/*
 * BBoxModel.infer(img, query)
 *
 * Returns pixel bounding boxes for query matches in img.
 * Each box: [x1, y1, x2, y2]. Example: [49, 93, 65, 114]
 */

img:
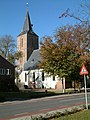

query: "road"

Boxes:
[0, 93, 90, 119]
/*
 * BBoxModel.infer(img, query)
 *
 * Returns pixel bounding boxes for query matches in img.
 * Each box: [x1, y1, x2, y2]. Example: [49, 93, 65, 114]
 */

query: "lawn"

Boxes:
[53, 109, 90, 120]
[0, 89, 62, 102]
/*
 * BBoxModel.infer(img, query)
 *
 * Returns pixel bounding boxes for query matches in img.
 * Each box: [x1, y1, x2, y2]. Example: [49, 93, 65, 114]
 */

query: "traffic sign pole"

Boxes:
[80, 65, 88, 109]
[84, 74, 88, 109]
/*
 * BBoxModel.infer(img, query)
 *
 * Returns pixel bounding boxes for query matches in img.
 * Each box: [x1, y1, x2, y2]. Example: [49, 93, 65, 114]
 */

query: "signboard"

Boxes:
[80, 64, 89, 109]
[80, 65, 88, 75]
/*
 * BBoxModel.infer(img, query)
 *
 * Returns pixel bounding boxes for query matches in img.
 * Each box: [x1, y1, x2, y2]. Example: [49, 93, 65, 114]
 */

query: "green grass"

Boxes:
[0, 90, 62, 102]
[53, 109, 90, 120]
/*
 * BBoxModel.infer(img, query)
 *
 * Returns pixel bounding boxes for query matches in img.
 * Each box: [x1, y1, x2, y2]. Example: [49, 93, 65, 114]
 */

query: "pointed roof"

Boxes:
[18, 10, 38, 37]
[0, 55, 15, 67]
[22, 10, 33, 33]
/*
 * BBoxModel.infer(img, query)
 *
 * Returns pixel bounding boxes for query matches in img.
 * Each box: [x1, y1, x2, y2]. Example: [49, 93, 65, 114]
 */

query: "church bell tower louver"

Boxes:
[17, 4, 39, 69]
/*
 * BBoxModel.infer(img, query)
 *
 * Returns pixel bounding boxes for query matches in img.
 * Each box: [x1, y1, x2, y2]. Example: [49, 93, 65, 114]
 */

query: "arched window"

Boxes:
[21, 38, 23, 47]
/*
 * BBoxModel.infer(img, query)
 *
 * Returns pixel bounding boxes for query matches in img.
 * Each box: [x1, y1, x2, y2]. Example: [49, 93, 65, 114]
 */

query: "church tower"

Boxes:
[17, 7, 39, 69]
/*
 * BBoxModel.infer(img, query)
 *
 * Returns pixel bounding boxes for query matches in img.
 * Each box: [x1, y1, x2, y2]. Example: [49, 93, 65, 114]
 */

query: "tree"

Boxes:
[59, 1, 90, 34]
[59, 1, 90, 76]
[58, 1, 90, 89]
[40, 24, 90, 88]
[0, 35, 22, 64]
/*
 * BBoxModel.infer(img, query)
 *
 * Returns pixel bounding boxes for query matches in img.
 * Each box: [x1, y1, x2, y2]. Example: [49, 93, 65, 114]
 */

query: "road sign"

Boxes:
[80, 65, 89, 109]
[80, 65, 88, 75]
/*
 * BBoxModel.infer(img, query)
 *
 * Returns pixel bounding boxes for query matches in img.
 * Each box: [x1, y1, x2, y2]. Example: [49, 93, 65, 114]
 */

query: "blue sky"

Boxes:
[0, 0, 89, 42]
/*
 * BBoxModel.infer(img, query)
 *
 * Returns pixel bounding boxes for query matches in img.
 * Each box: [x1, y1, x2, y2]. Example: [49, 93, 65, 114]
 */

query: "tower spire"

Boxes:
[21, 1, 33, 33]
[26, 2, 29, 12]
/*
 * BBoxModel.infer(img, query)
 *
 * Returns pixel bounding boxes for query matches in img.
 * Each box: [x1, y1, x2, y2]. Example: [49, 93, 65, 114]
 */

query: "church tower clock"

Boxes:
[17, 7, 39, 69]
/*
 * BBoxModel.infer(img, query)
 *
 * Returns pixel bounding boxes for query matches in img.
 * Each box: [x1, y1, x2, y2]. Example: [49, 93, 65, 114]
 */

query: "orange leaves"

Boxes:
[40, 24, 90, 78]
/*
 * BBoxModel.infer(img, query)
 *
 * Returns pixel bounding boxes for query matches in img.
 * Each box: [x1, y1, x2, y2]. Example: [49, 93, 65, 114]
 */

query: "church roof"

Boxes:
[24, 49, 41, 70]
[22, 10, 33, 33]
[18, 10, 38, 37]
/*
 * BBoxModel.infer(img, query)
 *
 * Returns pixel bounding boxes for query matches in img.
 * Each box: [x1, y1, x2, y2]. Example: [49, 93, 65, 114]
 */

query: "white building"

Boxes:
[19, 49, 63, 89]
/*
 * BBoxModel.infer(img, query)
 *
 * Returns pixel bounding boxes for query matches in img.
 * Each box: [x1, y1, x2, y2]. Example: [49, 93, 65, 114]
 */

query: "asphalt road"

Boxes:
[0, 93, 90, 119]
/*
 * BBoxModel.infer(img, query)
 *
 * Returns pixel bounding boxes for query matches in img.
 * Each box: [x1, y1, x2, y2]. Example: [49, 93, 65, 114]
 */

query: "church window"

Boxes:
[21, 39, 23, 47]
[53, 76, 55, 81]
[42, 72, 44, 81]
[25, 73, 27, 82]
[33, 72, 35, 82]
[32, 39, 34, 49]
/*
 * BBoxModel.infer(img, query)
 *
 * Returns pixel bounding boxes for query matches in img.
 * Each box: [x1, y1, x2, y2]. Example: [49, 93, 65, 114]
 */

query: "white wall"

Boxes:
[19, 71, 29, 85]
[19, 69, 58, 89]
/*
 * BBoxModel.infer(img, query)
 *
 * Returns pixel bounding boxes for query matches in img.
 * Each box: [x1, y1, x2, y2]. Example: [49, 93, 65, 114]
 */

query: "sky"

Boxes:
[0, 0, 90, 43]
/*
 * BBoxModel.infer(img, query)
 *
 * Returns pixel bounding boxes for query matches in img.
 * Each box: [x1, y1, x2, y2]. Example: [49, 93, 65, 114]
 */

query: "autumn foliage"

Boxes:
[40, 24, 90, 81]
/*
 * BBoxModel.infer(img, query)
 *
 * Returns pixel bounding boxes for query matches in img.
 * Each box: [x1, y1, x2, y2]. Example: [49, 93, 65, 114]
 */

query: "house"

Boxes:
[0, 55, 16, 92]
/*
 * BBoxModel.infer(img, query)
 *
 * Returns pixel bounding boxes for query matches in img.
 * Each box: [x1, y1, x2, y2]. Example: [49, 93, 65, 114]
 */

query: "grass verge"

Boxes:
[18, 105, 89, 120]
[0, 89, 62, 102]
[55, 109, 90, 120]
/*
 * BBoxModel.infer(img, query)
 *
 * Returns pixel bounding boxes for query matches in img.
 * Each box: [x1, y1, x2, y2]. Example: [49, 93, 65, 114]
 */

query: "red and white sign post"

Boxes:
[80, 65, 88, 109]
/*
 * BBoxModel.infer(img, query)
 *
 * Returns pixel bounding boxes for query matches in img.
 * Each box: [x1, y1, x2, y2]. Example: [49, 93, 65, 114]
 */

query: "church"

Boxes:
[17, 7, 69, 90]
[17, 9, 39, 70]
